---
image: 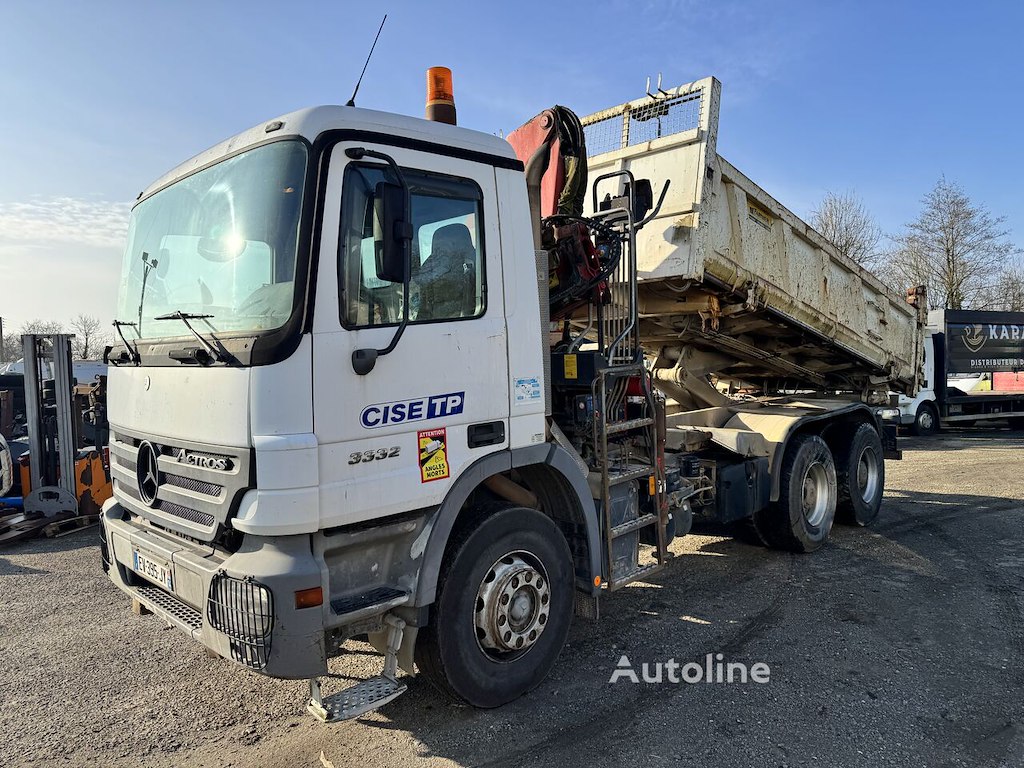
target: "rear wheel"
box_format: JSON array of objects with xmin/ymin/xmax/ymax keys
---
[
  {"xmin": 753, "ymin": 434, "xmax": 837, "ymax": 553},
  {"xmin": 415, "ymin": 504, "xmax": 574, "ymax": 708},
  {"xmin": 835, "ymin": 423, "xmax": 885, "ymax": 526},
  {"xmin": 911, "ymin": 403, "xmax": 939, "ymax": 436}
]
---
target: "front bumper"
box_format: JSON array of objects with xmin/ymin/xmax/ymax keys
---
[{"xmin": 101, "ymin": 500, "xmax": 327, "ymax": 679}]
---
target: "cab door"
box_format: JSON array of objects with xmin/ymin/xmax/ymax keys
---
[{"xmin": 312, "ymin": 142, "xmax": 509, "ymax": 530}]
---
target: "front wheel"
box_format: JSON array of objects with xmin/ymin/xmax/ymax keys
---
[
  {"xmin": 835, "ymin": 423, "xmax": 885, "ymax": 526},
  {"xmin": 911, "ymin": 403, "xmax": 939, "ymax": 436},
  {"xmin": 415, "ymin": 504, "xmax": 574, "ymax": 708},
  {"xmin": 753, "ymin": 434, "xmax": 837, "ymax": 553}
]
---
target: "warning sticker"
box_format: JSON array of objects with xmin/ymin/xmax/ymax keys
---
[
  {"xmin": 418, "ymin": 427, "xmax": 450, "ymax": 483},
  {"xmin": 563, "ymin": 354, "xmax": 578, "ymax": 380}
]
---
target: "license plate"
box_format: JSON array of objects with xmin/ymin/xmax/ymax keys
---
[{"xmin": 133, "ymin": 549, "xmax": 173, "ymax": 591}]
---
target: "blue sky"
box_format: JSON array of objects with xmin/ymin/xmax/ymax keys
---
[{"xmin": 1, "ymin": 0, "xmax": 1021, "ymax": 331}]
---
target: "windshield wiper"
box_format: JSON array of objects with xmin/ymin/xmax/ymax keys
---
[
  {"xmin": 153, "ymin": 311, "xmax": 221, "ymax": 362},
  {"xmin": 110, "ymin": 319, "xmax": 141, "ymax": 365}
]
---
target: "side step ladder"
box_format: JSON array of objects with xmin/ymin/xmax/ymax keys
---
[
  {"xmin": 584, "ymin": 169, "xmax": 671, "ymax": 590},
  {"xmin": 594, "ymin": 363, "xmax": 670, "ymax": 591},
  {"xmin": 308, "ymin": 614, "xmax": 408, "ymax": 722}
]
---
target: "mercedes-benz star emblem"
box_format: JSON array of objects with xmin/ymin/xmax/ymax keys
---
[{"xmin": 136, "ymin": 441, "xmax": 161, "ymax": 507}]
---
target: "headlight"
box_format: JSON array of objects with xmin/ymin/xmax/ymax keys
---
[
  {"xmin": 878, "ymin": 408, "xmax": 901, "ymax": 421},
  {"xmin": 207, "ymin": 572, "xmax": 274, "ymax": 669}
]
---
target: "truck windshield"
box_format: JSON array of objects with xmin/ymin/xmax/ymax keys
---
[{"xmin": 116, "ymin": 140, "xmax": 308, "ymax": 340}]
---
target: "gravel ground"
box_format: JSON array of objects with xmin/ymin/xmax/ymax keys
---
[{"xmin": 1, "ymin": 428, "xmax": 1023, "ymax": 767}]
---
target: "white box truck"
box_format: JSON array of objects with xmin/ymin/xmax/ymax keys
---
[{"xmin": 898, "ymin": 309, "xmax": 1024, "ymax": 433}]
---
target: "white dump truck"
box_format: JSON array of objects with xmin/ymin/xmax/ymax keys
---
[{"xmin": 100, "ymin": 73, "xmax": 923, "ymax": 721}]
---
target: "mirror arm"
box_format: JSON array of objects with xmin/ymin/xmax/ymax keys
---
[{"xmin": 345, "ymin": 147, "xmax": 413, "ymax": 375}]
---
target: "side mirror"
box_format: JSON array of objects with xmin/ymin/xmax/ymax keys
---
[
  {"xmin": 345, "ymin": 146, "xmax": 416, "ymax": 375},
  {"xmin": 373, "ymin": 181, "xmax": 412, "ymax": 283}
]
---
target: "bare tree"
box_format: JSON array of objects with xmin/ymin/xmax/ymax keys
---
[
  {"xmin": 886, "ymin": 178, "xmax": 1018, "ymax": 309},
  {"xmin": 0, "ymin": 320, "xmax": 65, "ymax": 364},
  {"xmin": 985, "ymin": 260, "xmax": 1024, "ymax": 312},
  {"xmin": 0, "ymin": 331, "xmax": 20, "ymax": 363},
  {"xmin": 811, "ymin": 190, "xmax": 882, "ymax": 268},
  {"xmin": 19, "ymin": 319, "xmax": 65, "ymax": 334},
  {"xmin": 69, "ymin": 314, "xmax": 107, "ymax": 359}
]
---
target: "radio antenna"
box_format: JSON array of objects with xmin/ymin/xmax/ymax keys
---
[{"xmin": 346, "ymin": 14, "xmax": 387, "ymax": 107}]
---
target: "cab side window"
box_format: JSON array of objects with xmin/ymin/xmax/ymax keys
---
[{"xmin": 339, "ymin": 163, "xmax": 485, "ymax": 328}]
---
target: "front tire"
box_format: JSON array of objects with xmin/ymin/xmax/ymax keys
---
[
  {"xmin": 834, "ymin": 423, "xmax": 884, "ymax": 526},
  {"xmin": 415, "ymin": 504, "xmax": 574, "ymax": 708},
  {"xmin": 753, "ymin": 434, "xmax": 837, "ymax": 553},
  {"xmin": 912, "ymin": 403, "xmax": 939, "ymax": 436}
]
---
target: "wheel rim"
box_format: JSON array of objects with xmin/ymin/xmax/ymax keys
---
[
  {"xmin": 801, "ymin": 461, "xmax": 830, "ymax": 528},
  {"xmin": 856, "ymin": 446, "xmax": 881, "ymax": 503},
  {"xmin": 918, "ymin": 409, "xmax": 934, "ymax": 430},
  {"xmin": 474, "ymin": 551, "xmax": 550, "ymax": 660}
]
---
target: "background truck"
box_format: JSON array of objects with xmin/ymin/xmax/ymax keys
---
[
  {"xmin": 99, "ymin": 72, "xmax": 922, "ymax": 722},
  {"xmin": 898, "ymin": 309, "xmax": 1024, "ymax": 434}
]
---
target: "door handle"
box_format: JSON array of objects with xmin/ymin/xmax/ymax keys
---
[{"xmin": 468, "ymin": 421, "xmax": 505, "ymax": 448}]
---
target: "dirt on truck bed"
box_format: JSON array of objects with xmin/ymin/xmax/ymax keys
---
[{"xmin": 2, "ymin": 429, "xmax": 1023, "ymax": 768}]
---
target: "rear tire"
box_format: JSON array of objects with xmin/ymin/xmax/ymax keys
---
[
  {"xmin": 415, "ymin": 504, "xmax": 574, "ymax": 708},
  {"xmin": 753, "ymin": 434, "xmax": 837, "ymax": 553},
  {"xmin": 911, "ymin": 403, "xmax": 939, "ymax": 436},
  {"xmin": 834, "ymin": 423, "xmax": 884, "ymax": 526}
]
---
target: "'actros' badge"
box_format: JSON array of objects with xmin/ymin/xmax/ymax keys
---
[{"xmin": 176, "ymin": 449, "xmax": 231, "ymax": 471}]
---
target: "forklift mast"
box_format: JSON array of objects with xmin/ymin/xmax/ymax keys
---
[{"xmin": 22, "ymin": 334, "xmax": 80, "ymax": 516}]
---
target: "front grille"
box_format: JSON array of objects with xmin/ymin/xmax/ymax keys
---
[
  {"xmin": 115, "ymin": 455, "xmax": 222, "ymax": 498},
  {"xmin": 112, "ymin": 431, "xmax": 137, "ymax": 447},
  {"xmin": 163, "ymin": 472, "xmax": 223, "ymax": 498},
  {"xmin": 109, "ymin": 428, "xmax": 251, "ymax": 541},
  {"xmin": 117, "ymin": 479, "xmax": 140, "ymax": 500},
  {"xmin": 207, "ymin": 572, "xmax": 274, "ymax": 670},
  {"xmin": 115, "ymin": 480, "xmax": 217, "ymax": 528},
  {"xmin": 158, "ymin": 500, "xmax": 217, "ymax": 527}
]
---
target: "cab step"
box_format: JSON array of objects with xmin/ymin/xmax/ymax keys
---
[
  {"xmin": 606, "ymin": 562, "xmax": 664, "ymax": 592},
  {"xmin": 330, "ymin": 586, "xmax": 409, "ymax": 623},
  {"xmin": 308, "ymin": 675, "xmax": 408, "ymax": 722},
  {"xmin": 610, "ymin": 512, "xmax": 658, "ymax": 539},
  {"xmin": 308, "ymin": 614, "xmax": 407, "ymax": 723},
  {"xmin": 607, "ymin": 465, "xmax": 655, "ymax": 486}
]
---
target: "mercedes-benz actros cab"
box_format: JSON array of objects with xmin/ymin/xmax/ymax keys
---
[{"xmin": 100, "ymin": 72, "xmax": 923, "ymax": 721}]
